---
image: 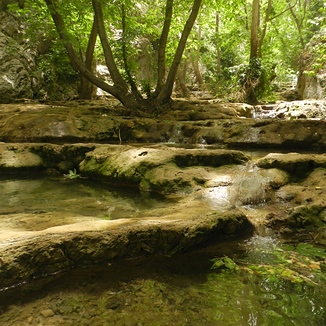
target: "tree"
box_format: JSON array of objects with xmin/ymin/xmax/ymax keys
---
[
  {"xmin": 242, "ymin": 0, "xmax": 294, "ymax": 103},
  {"xmin": 43, "ymin": 0, "xmax": 203, "ymax": 111}
]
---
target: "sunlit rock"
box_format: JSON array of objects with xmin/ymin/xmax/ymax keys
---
[
  {"xmin": 0, "ymin": 32, "xmax": 34, "ymax": 102},
  {"xmin": 256, "ymin": 152, "xmax": 326, "ymax": 176},
  {"xmin": 80, "ymin": 145, "xmax": 250, "ymax": 195}
]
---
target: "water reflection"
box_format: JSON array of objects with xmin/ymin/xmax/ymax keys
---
[
  {"xmin": 0, "ymin": 237, "xmax": 325, "ymax": 325},
  {"xmin": 0, "ymin": 174, "xmax": 173, "ymax": 231},
  {"xmin": 0, "ymin": 174, "xmax": 325, "ymax": 325}
]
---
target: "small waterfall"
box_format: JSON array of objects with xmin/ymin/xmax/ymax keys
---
[
  {"xmin": 228, "ymin": 161, "xmax": 274, "ymax": 236},
  {"xmin": 167, "ymin": 125, "xmax": 187, "ymax": 144},
  {"xmin": 229, "ymin": 162, "xmax": 269, "ymax": 207},
  {"xmin": 241, "ymin": 234, "xmax": 280, "ymax": 264},
  {"xmin": 196, "ymin": 136, "xmax": 207, "ymax": 148}
]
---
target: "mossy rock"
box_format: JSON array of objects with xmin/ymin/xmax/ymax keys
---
[{"xmin": 288, "ymin": 204, "xmax": 326, "ymax": 229}]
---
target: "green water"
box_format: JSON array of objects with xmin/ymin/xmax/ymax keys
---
[
  {"xmin": 0, "ymin": 174, "xmax": 172, "ymax": 230},
  {"xmin": 0, "ymin": 237, "xmax": 325, "ymax": 326},
  {"xmin": 0, "ymin": 175, "xmax": 325, "ymax": 325}
]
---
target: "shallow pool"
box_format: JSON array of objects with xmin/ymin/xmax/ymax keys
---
[
  {"xmin": 0, "ymin": 173, "xmax": 173, "ymax": 231},
  {"xmin": 0, "ymin": 236, "xmax": 325, "ymax": 326}
]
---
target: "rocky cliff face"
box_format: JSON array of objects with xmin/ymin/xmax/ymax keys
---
[
  {"xmin": 297, "ymin": 68, "xmax": 326, "ymax": 100},
  {"xmin": 297, "ymin": 32, "xmax": 326, "ymax": 100},
  {"xmin": 0, "ymin": 11, "xmax": 41, "ymax": 103}
]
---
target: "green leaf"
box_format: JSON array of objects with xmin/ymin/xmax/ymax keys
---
[{"xmin": 211, "ymin": 257, "xmax": 238, "ymax": 272}]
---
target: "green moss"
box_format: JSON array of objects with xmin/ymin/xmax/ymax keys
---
[{"xmin": 289, "ymin": 204, "xmax": 325, "ymax": 228}]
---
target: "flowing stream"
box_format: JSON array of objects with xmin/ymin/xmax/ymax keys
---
[{"xmin": 0, "ymin": 162, "xmax": 325, "ymax": 325}]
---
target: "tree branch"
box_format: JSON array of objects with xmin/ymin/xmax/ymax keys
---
[
  {"xmin": 270, "ymin": 1, "xmax": 297, "ymax": 21},
  {"xmin": 43, "ymin": 0, "xmax": 127, "ymax": 102},
  {"xmin": 158, "ymin": 0, "xmax": 202, "ymax": 101},
  {"xmin": 91, "ymin": 0, "xmax": 130, "ymax": 94}
]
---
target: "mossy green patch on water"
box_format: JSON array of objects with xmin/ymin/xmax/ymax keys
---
[{"xmin": 211, "ymin": 240, "xmax": 326, "ymax": 286}]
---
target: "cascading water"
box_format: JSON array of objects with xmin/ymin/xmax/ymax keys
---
[
  {"xmin": 200, "ymin": 159, "xmax": 275, "ymax": 235},
  {"xmin": 229, "ymin": 161, "xmax": 269, "ymax": 207},
  {"xmin": 228, "ymin": 161, "xmax": 275, "ymax": 236}
]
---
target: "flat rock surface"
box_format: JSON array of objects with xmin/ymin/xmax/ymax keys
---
[{"xmin": 1, "ymin": 99, "xmax": 326, "ymax": 150}]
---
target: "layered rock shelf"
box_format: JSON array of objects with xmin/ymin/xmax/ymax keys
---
[
  {"xmin": 0, "ymin": 99, "xmax": 326, "ymax": 289},
  {"xmin": 1, "ymin": 99, "xmax": 326, "ymax": 150}
]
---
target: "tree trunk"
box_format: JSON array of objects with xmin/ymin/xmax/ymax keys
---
[
  {"xmin": 121, "ymin": 4, "xmax": 143, "ymax": 102},
  {"xmin": 250, "ymin": 0, "xmax": 260, "ymax": 59},
  {"xmin": 44, "ymin": 0, "xmax": 202, "ymax": 112},
  {"xmin": 43, "ymin": 0, "xmax": 127, "ymax": 102},
  {"xmin": 91, "ymin": 0, "xmax": 130, "ymax": 94},
  {"xmin": 287, "ymin": 0, "xmax": 306, "ymax": 48},
  {"xmin": 258, "ymin": 0, "xmax": 272, "ymax": 58},
  {"xmin": 79, "ymin": 15, "xmax": 98, "ymax": 99},
  {"xmin": 155, "ymin": 0, "xmax": 174, "ymax": 95},
  {"xmin": 192, "ymin": 25, "xmax": 203, "ymax": 88},
  {"xmin": 175, "ymin": 59, "xmax": 189, "ymax": 97},
  {"xmin": 158, "ymin": 0, "xmax": 202, "ymax": 102},
  {"xmin": 215, "ymin": 12, "xmax": 221, "ymax": 75},
  {"xmin": 192, "ymin": 59, "xmax": 203, "ymax": 87}
]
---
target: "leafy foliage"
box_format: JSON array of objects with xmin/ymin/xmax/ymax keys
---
[
  {"xmin": 63, "ymin": 169, "xmax": 82, "ymax": 180},
  {"xmin": 211, "ymin": 256, "xmax": 239, "ymax": 272},
  {"xmin": 237, "ymin": 57, "xmax": 272, "ymax": 103},
  {"xmin": 6, "ymin": 0, "xmax": 326, "ymax": 104},
  {"xmin": 211, "ymin": 242, "xmax": 326, "ymax": 285},
  {"xmin": 301, "ymin": 32, "xmax": 326, "ymax": 77}
]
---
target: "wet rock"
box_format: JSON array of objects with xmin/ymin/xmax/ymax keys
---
[
  {"xmin": 0, "ymin": 144, "xmax": 43, "ymax": 170},
  {"xmin": 40, "ymin": 309, "xmax": 55, "ymax": 318},
  {"xmin": 288, "ymin": 204, "xmax": 326, "ymax": 229},
  {"xmin": 140, "ymin": 163, "xmax": 195, "ymax": 194},
  {"xmin": 169, "ymin": 100, "xmax": 254, "ymax": 120},
  {"xmin": 0, "ymin": 143, "xmax": 96, "ymax": 173},
  {"xmin": 276, "ymin": 185, "xmax": 307, "ymax": 203},
  {"xmin": 302, "ymin": 167, "xmax": 326, "ymax": 187},
  {"xmin": 255, "ymin": 100, "xmax": 326, "ymax": 119},
  {"xmin": 79, "ymin": 145, "xmax": 249, "ymax": 195},
  {"xmin": 260, "ymin": 168, "xmax": 290, "ymax": 189},
  {"xmin": 265, "ymin": 190, "xmax": 326, "ymax": 236},
  {"xmin": 264, "ymin": 205, "xmax": 326, "ymax": 238},
  {"xmin": 1, "ymin": 101, "xmax": 326, "ymax": 150},
  {"xmin": 256, "ymin": 153, "xmax": 326, "ymax": 178},
  {"xmin": 0, "ymin": 210, "xmax": 253, "ymax": 289}
]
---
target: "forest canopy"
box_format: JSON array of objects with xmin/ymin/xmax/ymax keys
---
[{"xmin": 6, "ymin": 0, "xmax": 326, "ymax": 109}]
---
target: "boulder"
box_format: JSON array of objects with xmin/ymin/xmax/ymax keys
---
[
  {"xmin": 0, "ymin": 11, "xmax": 43, "ymax": 103},
  {"xmin": 0, "ymin": 31, "xmax": 35, "ymax": 102},
  {"xmin": 297, "ymin": 31, "xmax": 326, "ymax": 100},
  {"xmin": 256, "ymin": 153, "xmax": 326, "ymax": 177},
  {"xmin": 256, "ymin": 100, "xmax": 326, "ymax": 119},
  {"xmin": 79, "ymin": 145, "xmax": 250, "ymax": 195}
]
